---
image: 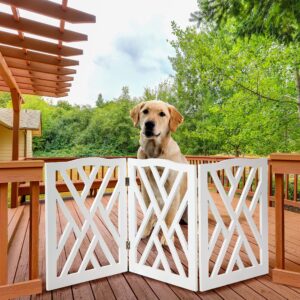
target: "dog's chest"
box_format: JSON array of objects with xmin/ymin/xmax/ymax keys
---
[{"xmin": 144, "ymin": 140, "xmax": 162, "ymax": 158}]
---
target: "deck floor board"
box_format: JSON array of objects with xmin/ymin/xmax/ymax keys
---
[{"xmin": 7, "ymin": 193, "xmax": 300, "ymax": 300}]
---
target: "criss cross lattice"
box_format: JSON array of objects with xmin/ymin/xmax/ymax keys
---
[
  {"xmin": 199, "ymin": 158, "xmax": 268, "ymax": 291},
  {"xmin": 128, "ymin": 159, "xmax": 198, "ymax": 291},
  {"xmin": 46, "ymin": 158, "xmax": 127, "ymax": 291}
]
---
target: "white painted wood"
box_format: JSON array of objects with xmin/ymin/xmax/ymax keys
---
[
  {"xmin": 45, "ymin": 156, "xmax": 269, "ymax": 293},
  {"xmin": 45, "ymin": 157, "xmax": 127, "ymax": 291},
  {"xmin": 128, "ymin": 158, "xmax": 198, "ymax": 291},
  {"xmin": 199, "ymin": 158, "xmax": 268, "ymax": 291}
]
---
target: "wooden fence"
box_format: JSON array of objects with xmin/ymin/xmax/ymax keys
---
[
  {"xmin": 271, "ymin": 153, "xmax": 300, "ymax": 287},
  {"xmin": 0, "ymin": 160, "xmax": 43, "ymax": 299},
  {"xmin": 16, "ymin": 154, "xmax": 300, "ymax": 209}
]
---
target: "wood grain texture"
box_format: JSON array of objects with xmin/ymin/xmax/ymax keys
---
[
  {"xmin": 0, "ymin": 183, "xmax": 8, "ymax": 286},
  {"xmin": 0, "ymin": 45, "xmax": 79, "ymax": 66},
  {"xmin": 272, "ymin": 269, "xmax": 300, "ymax": 288},
  {"xmin": 7, "ymin": 194, "xmax": 300, "ymax": 299},
  {"xmin": 0, "ymin": 0, "xmax": 96, "ymax": 23},
  {"xmin": 0, "ymin": 12, "xmax": 87, "ymax": 42},
  {"xmin": 29, "ymin": 181, "xmax": 39, "ymax": 280},
  {"xmin": 0, "ymin": 30, "xmax": 82, "ymax": 56},
  {"xmin": 0, "ymin": 279, "xmax": 42, "ymax": 299}
]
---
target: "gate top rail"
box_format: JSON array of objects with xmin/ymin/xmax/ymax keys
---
[
  {"xmin": 128, "ymin": 158, "xmax": 196, "ymax": 171},
  {"xmin": 45, "ymin": 157, "xmax": 125, "ymax": 171},
  {"xmin": 199, "ymin": 158, "xmax": 267, "ymax": 172}
]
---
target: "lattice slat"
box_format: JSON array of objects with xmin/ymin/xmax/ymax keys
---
[
  {"xmin": 46, "ymin": 158, "xmax": 127, "ymax": 291},
  {"xmin": 128, "ymin": 158, "xmax": 198, "ymax": 291},
  {"xmin": 199, "ymin": 158, "xmax": 268, "ymax": 291}
]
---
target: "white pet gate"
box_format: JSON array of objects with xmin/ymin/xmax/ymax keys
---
[{"xmin": 45, "ymin": 157, "xmax": 268, "ymax": 292}]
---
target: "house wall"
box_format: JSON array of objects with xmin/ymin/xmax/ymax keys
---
[
  {"xmin": 0, "ymin": 125, "xmax": 32, "ymax": 161},
  {"xmin": 26, "ymin": 130, "xmax": 33, "ymax": 158}
]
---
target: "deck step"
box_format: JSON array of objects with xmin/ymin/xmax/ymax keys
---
[{"xmin": 8, "ymin": 206, "xmax": 25, "ymax": 248}]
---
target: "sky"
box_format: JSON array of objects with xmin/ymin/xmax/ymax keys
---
[{"xmin": 1, "ymin": 0, "xmax": 198, "ymax": 106}]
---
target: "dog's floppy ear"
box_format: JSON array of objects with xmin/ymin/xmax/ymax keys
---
[
  {"xmin": 130, "ymin": 102, "xmax": 145, "ymax": 127},
  {"xmin": 168, "ymin": 104, "xmax": 184, "ymax": 132}
]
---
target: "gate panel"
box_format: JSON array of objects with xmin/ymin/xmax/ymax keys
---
[
  {"xmin": 45, "ymin": 158, "xmax": 127, "ymax": 290},
  {"xmin": 199, "ymin": 158, "xmax": 268, "ymax": 291},
  {"xmin": 128, "ymin": 158, "xmax": 198, "ymax": 291}
]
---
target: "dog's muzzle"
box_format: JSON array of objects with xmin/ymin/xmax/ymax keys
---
[{"xmin": 144, "ymin": 121, "xmax": 160, "ymax": 138}]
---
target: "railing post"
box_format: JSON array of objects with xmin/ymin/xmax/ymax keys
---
[
  {"xmin": 11, "ymin": 182, "xmax": 19, "ymax": 208},
  {"xmin": 294, "ymin": 174, "xmax": 298, "ymax": 203},
  {"xmin": 29, "ymin": 181, "xmax": 39, "ymax": 280},
  {"xmin": 268, "ymin": 163, "xmax": 272, "ymax": 206},
  {"xmin": 0, "ymin": 183, "xmax": 8, "ymax": 287},
  {"xmin": 275, "ymin": 173, "xmax": 285, "ymax": 269}
]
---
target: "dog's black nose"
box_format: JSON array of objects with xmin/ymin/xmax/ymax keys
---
[{"xmin": 145, "ymin": 121, "xmax": 155, "ymax": 130}]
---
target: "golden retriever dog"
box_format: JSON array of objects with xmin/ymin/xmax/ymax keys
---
[{"xmin": 130, "ymin": 100, "xmax": 187, "ymax": 245}]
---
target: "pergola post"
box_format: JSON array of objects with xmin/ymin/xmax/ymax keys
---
[
  {"xmin": 0, "ymin": 3, "xmax": 95, "ymax": 209},
  {"xmin": 10, "ymin": 88, "xmax": 21, "ymax": 208}
]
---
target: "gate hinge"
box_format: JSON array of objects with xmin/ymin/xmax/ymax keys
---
[
  {"xmin": 126, "ymin": 240, "xmax": 130, "ymax": 249},
  {"xmin": 125, "ymin": 177, "xmax": 130, "ymax": 186}
]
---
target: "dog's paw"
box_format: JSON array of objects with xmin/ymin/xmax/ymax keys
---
[{"xmin": 141, "ymin": 226, "xmax": 153, "ymax": 239}]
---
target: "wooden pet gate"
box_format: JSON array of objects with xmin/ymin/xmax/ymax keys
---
[{"xmin": 45, "ymin": 157, "xmax": 268, "ymax": 292}]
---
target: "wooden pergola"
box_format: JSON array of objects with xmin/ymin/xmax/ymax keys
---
[{"xmin": 0, "ymin": 0, "xmax": 95, "ymax": 207}]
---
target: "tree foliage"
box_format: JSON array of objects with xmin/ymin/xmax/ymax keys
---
[
  {"xmin": 17, "ymin": 89, "xmax": 139, "ymax": 157},
  {"xmin": 96, "ymin": 93, "xmax": 104, "ymax": 107},
  {"xmin": 191, "ymin": 0, "xmax": 300, "ymax": 44},
  {"xmin": 0, "ymin": 92, "xmax": 11, "ymax": 108},
  {"xmin": 1, "ymin": 3, "xmax": 299, "ymax": 157},
  {"xmin": 169, "ymin": 23, "xmax": 300, "ymax": 155}
]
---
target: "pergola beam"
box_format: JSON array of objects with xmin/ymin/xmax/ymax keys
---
[
  {"xmin": 0, "ymin": 51, "xmax": 23, "ymax": 104},
  {"xmin": 0, "ymin": 12, "xmax": 88, "ymax": 42},
  {"xmin": 0, "ymin": 45, "xmax": 79, "ymax": 67},
  {"xmin": 0, "ymin": 85, "xmax": 68, "ymax": 97},
  {"xmin": 19, "ymin": 84, "xmax": 69, "ymax": 94},
  {"xmin": 0, "ymin": 0, "xmax": 96, "ymax": 24},
  {"xmin": 5, "ymin": 57, "xmax": 76, "ymax": 75},
  {"xmin": 0, "ymin": 30, "xmax": 83, "ymax": 56},
  {"xmin": 12, "ymin": 77, "xmax": 71, "ymax": 88},
  {"xmin": 11, "ymin": 76, "xmax": 71, "ymax": 88},
  {"xmin": 10, "ymin": 68, "xmax": 74, "ymax": 82},
  {"xmin": 0, "ymin": 82, "xmax": 70, "ymax": 93}
]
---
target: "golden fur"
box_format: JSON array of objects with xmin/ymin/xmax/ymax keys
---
[{"xmin": 130, "ymin": 100, "xmax": 187, "ymax": 245}]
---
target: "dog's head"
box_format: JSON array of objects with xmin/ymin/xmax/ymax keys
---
[{"xmin": 130, "ymin": 100, "xmax": 184, "ymax": 140}]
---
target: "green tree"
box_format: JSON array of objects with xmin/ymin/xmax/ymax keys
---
[
  {"xmin": 77, "ymin": 99, "xmax": 139, "ymax": 155},
  {"xmin": 0, "ymin": 92, "xmax": 11, "ymax": 108},
  {"xmin": 96, "ymin": 93, "xmax": 104, "ymax": 107},
  {"xmin": 140, "ymin": 80, "xmax": 176, "ymax": 103},
  {"xmin": 169, "ymin": 23, "xmax": 300, "ymax": 155},
  {"xmin": 119, "ymin": 86, "xmax": 131, "ymax": 101},
  {"xmin": 56, "ymin": 100, "xmax": 73, "ymax": 110},
  {"xmin": 191, "ymin": 0, "xmax": 300, "ymax": 44},
  {"xmin": 191, "ymin": 0, "xmax": 300, "ymax": 117}
]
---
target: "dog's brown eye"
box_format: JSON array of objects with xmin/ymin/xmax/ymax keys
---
[
  {"xmin": 143, "ymin": 109, "xmax": 149, "ymax": 114},
  {"xmin": 159, "ymin": 112, "xmax": 166, "ymax": 117}
]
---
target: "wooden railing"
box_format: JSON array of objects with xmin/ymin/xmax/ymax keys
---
[
  {"xmin": 6, "ymin": 153, "xmax": 300, "ymax": 292},
  {"xmin": 21, "ymin": 154, "xmax": 299, "ymax": 209},
  {"xmin": 186, "ymin": 155, "xmax": 299, "ymax": 209},
  {"xmin": 0, "ymin": 160, "xmax": 43, "ymax": 299},
  {"xmin": 271, "ymin": 153, "xmax": 300, "ymax": 288}
]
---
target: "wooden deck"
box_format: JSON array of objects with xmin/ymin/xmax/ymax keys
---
[{"xmin": 7, "ymin": 193, "xmax": 300, "ymax": 300}]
